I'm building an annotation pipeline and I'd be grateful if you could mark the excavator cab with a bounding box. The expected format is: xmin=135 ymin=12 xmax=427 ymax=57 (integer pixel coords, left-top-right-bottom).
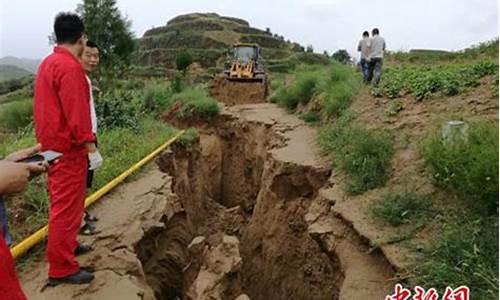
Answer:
xmin=224 ymin=43 xmax=265 ymax=82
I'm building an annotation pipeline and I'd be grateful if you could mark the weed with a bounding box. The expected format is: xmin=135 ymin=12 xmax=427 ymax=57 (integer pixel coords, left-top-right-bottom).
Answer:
xmin=372 ymin=192 xmax=433 ymax=226
xmin=420 ymin=121 xmax=498 ymax=214
xmin=319 ymin=115 xmax=393 ymax=194
xmin=299 ymin=111 xmax=320 ymax=124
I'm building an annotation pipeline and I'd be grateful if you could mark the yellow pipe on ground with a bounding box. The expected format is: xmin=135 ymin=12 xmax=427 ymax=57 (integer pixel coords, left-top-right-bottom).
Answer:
xmin=11 ymin=130 xmax=185 ymax=259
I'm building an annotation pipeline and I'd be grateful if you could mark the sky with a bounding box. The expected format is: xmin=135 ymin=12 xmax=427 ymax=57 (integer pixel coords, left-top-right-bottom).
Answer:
xmin=0 ymin=0 xmax=498 ymax=60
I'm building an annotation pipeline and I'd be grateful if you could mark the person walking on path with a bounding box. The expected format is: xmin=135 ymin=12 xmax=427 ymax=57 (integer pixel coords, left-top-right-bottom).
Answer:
xmin=357 ymin=31 xmax=371 ymax=83
xmin=34 ymin=12 xmax=100 ymax=286
xmin=367 ymin=28 xmax=386 ymax=86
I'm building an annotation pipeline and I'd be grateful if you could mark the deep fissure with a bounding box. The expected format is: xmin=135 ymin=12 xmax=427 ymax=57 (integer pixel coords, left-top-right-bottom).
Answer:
xmin=135 ymin=116 xmax=344 ymax=300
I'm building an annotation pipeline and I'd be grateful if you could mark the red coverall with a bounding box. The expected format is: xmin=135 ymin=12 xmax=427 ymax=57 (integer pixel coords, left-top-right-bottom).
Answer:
xmin=0 ymin=233 xmax=27 ymax=300
xmin=34 ymin=46 xmax=95 ymax=278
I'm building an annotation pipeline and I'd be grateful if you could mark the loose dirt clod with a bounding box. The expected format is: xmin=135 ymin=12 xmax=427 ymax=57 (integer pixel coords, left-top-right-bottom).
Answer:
xmin=209 ymin=75 xmax=268 ymax=105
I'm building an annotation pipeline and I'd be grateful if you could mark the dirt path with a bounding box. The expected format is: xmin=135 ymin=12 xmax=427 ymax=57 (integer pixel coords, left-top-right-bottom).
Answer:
xmin=19 ymin=166 xmax=177 ymax=300
xmin=18 ymin=103 xmax=395 ymax=300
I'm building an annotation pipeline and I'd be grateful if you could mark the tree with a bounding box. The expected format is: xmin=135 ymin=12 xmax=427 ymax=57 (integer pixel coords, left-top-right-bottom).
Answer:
xmin=175 ymin=48 xmax=193 ymax=73
xmin=332 ymin=49 xmax=352 ymax=64
xmin=323 ymin=50 xmax=330 ymax=57
xmin=76 ymin=0 xmax=136 ymax=76
xmin=306 ymin=45 xmax=314 ymax=53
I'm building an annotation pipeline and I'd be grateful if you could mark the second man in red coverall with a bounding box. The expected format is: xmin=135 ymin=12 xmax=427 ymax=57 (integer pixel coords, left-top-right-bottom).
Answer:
xmin=34 ymin=12 xmax=102 ymax=286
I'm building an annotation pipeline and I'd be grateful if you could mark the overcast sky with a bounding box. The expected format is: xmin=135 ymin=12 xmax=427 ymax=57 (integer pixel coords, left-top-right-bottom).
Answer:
xmin=0 ymin=0 xmax=498 ymax=60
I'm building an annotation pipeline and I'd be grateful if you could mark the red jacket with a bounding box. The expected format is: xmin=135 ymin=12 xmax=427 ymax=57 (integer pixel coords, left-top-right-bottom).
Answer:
xmin=34 ymin=46 xmax=95 ymax=155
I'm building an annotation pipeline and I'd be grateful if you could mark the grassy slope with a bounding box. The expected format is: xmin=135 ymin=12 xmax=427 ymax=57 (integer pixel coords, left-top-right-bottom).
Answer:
xmin=0 ymin=65 xmax=31 ymax=81
xmin=270 ymin=39 xmax=499 ymax=298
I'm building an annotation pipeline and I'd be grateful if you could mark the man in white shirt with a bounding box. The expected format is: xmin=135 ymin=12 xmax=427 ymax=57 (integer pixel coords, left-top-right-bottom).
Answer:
xmin=79 ymin=40 xmax=102 ymax=235
xmin=357 ymin=31 xmax=370 ymax=83
xmin=367 ymin=28 xmax=386 ymax=86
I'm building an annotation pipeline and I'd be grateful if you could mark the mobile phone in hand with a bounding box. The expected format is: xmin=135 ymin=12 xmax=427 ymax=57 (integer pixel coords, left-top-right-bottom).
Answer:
xmin=17 ymin=150 xmax=63 ymax=164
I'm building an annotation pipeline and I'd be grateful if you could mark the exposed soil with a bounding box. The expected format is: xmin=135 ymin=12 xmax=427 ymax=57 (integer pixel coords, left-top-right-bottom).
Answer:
xmin=18 ymin=102 xmax=397 ymax=300
xmin=209 ymin=75 xmax=268 ymax=105
xmin=325 ymin=81 xmax=499 ymax=273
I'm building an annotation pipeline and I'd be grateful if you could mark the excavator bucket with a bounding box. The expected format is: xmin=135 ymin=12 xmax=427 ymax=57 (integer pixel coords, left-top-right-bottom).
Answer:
xmin=210 ymin=43 xmax=269 ymax=104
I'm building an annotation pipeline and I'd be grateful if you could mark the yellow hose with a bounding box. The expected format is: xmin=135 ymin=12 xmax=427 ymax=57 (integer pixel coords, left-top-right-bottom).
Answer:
xmin=11 ymin=130 xmax=185 ymax=259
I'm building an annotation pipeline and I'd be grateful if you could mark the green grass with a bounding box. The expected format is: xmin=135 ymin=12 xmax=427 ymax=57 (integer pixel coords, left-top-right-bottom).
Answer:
xmin=416 ymin=216 xmax=498 ymax=300
xmin=420 ymin=121 xmax=498 ymax=214
xmin=271 ymin=62 xmax=361 ymax=118
xmin=271 ymin=67 xmax=325 ymax=110
xmin=299 ymin=111 xmax=320 ymax=124
xmin=372 ymin=192 xmax=434 ymax=226
xmin=320 ymin=63 xmax=362 ymax=117
xmin=143 ymin=80 xmax=174 ymax=115
xmin=0 ymin=98 xmax=33 ymax=131
xmin=319 ymin=113 xmax=394 ymax=194
xmin=176 ymin=128 xmax=200 ymax=145
xmin=415 ymin=120 xmax=499 ymax=299
xmin=171 ymin=88 xmax=219 ymax=119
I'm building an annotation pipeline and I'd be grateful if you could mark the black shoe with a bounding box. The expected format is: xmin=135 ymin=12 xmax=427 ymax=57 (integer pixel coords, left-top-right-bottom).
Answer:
xmin=75 ymin=244 xmax=93 ymax=256
xmin=84 ymin=210 xmax=98 ymax=222
xmin=48 ymin=270 xmax=94 ymax=286
xmin=80 ymin=222 xmax=98 ymax=236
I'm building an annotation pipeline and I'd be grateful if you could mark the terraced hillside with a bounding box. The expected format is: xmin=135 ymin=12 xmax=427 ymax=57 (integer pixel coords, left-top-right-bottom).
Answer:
xmin=138 ymin=13 xmax=306 ymax=70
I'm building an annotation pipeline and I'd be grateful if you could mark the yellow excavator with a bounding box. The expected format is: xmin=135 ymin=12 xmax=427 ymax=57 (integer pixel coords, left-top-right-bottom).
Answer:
xmin=210 ymin=42 xmax=268 ymax=104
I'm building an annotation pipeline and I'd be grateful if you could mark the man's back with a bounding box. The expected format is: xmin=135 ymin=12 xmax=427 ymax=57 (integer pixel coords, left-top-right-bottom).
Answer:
xmin=369 ymin=35 xmax=386 ymax=59
xmin=34 ymin=47 xmax=92 ymax=154
xmin=358 ymin=37 xmax=370 ymax=60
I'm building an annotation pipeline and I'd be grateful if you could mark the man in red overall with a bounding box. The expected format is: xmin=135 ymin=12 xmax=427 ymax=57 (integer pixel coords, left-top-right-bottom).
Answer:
xmin=34 ymin=12 xmax=97 ymax=285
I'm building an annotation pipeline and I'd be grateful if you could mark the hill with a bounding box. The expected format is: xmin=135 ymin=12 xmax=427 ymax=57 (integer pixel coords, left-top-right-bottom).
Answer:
xmin=0 ymin=56 xmax=40 ymax=73
xmin=138 ymin=12 xmax=306 ymax=70
xmin=0 ymin=65 xmax=32 ymax=82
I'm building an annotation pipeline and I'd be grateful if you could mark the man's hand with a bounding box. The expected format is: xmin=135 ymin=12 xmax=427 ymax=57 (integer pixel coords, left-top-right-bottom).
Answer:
xmin=5 ymin=144 xmax=41 ymax=162
xmin=85 ymin=142 xmax=97 ymax=153
xmin=88 ymin=150 xmax=103 ymax=170
xmin=0 ymin=161 xmax=48 ymax=194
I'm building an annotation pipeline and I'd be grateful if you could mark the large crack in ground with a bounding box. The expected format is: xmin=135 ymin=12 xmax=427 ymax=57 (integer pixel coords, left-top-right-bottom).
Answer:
xmin=137 ymin=104 xmax=395 ymax=300
xmin=20 ymin=103 xmax=395 ymax=300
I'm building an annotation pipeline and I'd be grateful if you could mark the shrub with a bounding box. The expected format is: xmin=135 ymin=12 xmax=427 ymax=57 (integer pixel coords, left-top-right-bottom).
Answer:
xmin=421 ymin=121 xmax=498 ymax=213
xmin=170 ymin=72 xmax=184 ymax=93
xmin=143 ymin=81 xmax=173 ymax=114
xmin=372 ymin=192 xmax=433 ymax=226
xmin=272 ymin=68 xmax=324 ymax=110
xmin=0 ymin=99 xmax=33 ymax=131
xmin=176 ymin=48 xmax=193 ymax=73
xmin=96 ymin=89 xmax=141 ymax=130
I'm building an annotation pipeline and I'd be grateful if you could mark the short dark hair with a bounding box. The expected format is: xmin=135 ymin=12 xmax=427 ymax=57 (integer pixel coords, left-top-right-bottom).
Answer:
xmin=372 ymin=28 xmax=380 ymax=35
xmin=54 ymin=12 xmax=85 ymax=44
xmin=363 ymin=31 xmax=369 ymax=37
xmin=86 ymin=40 xmax=99 ymax=50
